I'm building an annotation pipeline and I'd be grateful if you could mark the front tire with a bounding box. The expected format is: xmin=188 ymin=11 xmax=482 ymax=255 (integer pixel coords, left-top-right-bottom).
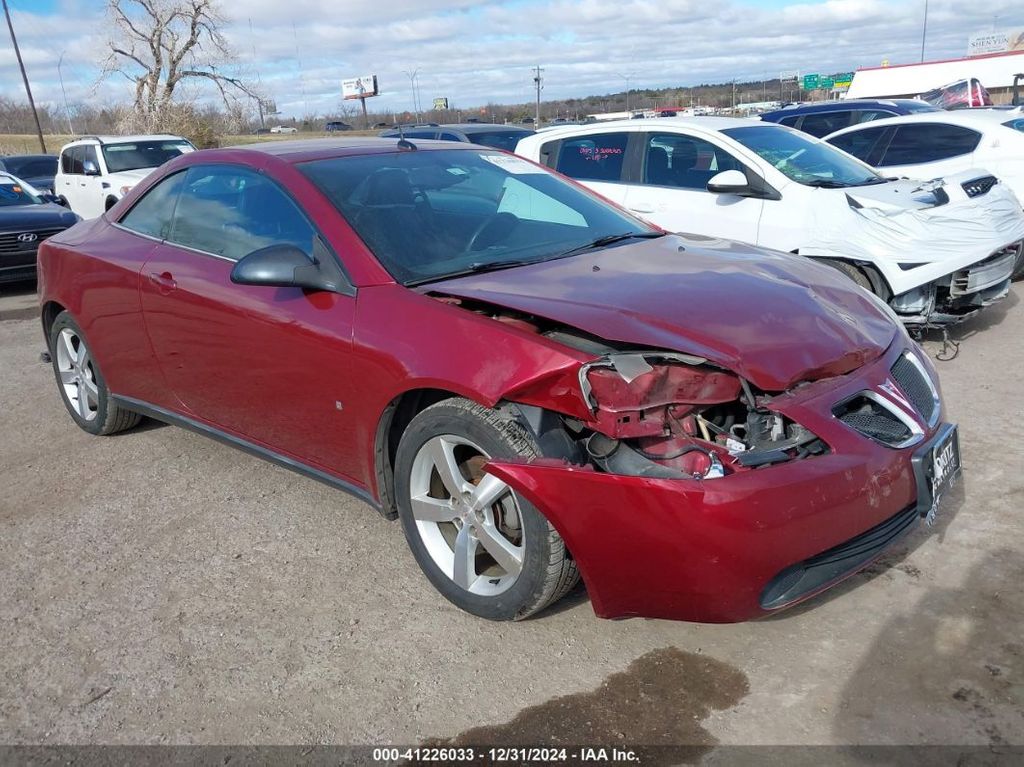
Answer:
xmin=394 ymin=398 xmax=578 ymax=620
xmin=48 ymin=311 xmax=141 ymax=436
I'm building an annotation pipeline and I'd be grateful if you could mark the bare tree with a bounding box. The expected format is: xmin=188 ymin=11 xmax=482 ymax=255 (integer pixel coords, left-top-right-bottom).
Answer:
xmin=103 ymin=0 xmax=259 ymax=119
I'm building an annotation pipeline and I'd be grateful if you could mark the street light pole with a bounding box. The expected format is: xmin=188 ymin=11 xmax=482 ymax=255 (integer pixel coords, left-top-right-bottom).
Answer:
xmin=403 ymin=69 xmax=421 ymax=122
xmin=3 ymin=0 xmax=46 ymax=152
xmin=533 ymin=65 xmax=543 ymax=126
xmin=920 ymin=0 xmax=929 ymax=63
xmin=57 ymin=51 xmax=74 ymax=135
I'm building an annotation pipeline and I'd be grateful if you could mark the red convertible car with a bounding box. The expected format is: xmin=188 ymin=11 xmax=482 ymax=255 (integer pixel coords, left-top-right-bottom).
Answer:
xmin=37 ymin=138 xmax=961 ymax=622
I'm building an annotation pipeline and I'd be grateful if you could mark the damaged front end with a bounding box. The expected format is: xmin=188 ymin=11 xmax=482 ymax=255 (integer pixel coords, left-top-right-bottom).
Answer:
xmin=572 ymin=349 xmax=829 ymax=481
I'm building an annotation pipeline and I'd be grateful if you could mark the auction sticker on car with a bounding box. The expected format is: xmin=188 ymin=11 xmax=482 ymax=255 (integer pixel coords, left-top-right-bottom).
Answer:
xmin=481 ymin=154 xmax=545 ymax=174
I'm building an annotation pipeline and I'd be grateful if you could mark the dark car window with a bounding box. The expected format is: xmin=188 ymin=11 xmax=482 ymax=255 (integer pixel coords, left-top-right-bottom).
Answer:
xmin=119 ymin=170 xmax=188 ymax=239
xmin=167 ymin=165 xmax=316 ymax=261
xmin=778 ymin=116 xmax=801 ymax=128
xmin=62 ymin=146 xmax=90 ymax=175
xmin=18 ymin=158 xmax=57 ymax=177
xmin=299 ymin=149 xmax=655 ymax=285
xmin=555 ymin=132 xmax=629 ymax=182
xmin=1001 ymin=117 xmax=1024 ymax=133
xmin=643 ymin=133 xmax=744 ymax=190
xmin=798 ymin=111 xmax=853 ymax=137
xmin=101 ymin=140 xmax=193 ymax=173
xmin=467 ymin=130 xmax=534 ymax=152
xmin=0 ymin=176 xmax=43 ymax=206
xmin=724 ymin=125 xmax=883 ymax=187
xmin=852 ymin=109 xmax=896 ymax=124
xmin=438 ymin=131 xmax=465 ymax=141
xmin=878 ymin=124 xmax=981 ymax=166
xmin=827 ymin=125 xmax=891 ymax=164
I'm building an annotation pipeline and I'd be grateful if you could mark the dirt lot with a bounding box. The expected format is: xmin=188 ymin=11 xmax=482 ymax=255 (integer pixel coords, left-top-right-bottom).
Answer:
xmin=0 ymin=280 xmax=1022 ymax=754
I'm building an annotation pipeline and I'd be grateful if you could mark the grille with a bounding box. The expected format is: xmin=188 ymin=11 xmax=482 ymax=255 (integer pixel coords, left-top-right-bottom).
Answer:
xmin=839 ymin=406 xmax=912 ymax=445
xmin=950 ymin=242 xmax=1020 ymax=296
xmin=962 ymin=175 xmax=998 ymax=198
xmin=0 ymin=227 xmax=65 ymax=256
xmin=891 ymin=354 xmax=936 ymax=425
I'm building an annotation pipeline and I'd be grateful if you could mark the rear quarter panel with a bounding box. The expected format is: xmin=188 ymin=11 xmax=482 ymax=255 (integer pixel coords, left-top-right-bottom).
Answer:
xmin=39 ymin=218 xmax=168 ymax=406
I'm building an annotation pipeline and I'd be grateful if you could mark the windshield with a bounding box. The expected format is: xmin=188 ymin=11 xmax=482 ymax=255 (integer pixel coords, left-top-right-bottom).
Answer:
xmin=723 ymin=125 xmax=884 ymax=187
xmin=101 ymin=140 xmax=193 ymax=173
xmin=0 ymin=176 xmax=43 ymax=207
xmin=467 ymin=130 xmax=534 ymax=152
xmin=299 ymin=149 xmax=656 ymax=285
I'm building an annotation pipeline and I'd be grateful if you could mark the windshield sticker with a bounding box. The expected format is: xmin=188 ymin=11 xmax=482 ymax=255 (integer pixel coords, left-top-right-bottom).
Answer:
xmin=481 ymin=154 xmax=544 ymax=174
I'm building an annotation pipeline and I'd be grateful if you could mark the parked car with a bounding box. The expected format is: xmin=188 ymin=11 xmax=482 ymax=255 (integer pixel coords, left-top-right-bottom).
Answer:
xmin=0 ymin=171 xmax=79 ymax=284
xmin=759 ymin=99 xmax=941 ymax=138
xmin=55 ymin=135 xmax=195 ymax=219
xmin=379 ymin=123 xmax=535 ymax=152
xmin=0 ymin=154 xmax=58 ymax=194
xmin=270 ymin=125 xmax=298 ymax=134
xmin=325 ymin=121 xmax=353 ymax=132
xmin=825 ymin=109 xmax=1024 ymax=278
xmin=39 ymin=138 xmax=961 ymax=623
xmin=516 ymin=118 xmax=1024 ymax=325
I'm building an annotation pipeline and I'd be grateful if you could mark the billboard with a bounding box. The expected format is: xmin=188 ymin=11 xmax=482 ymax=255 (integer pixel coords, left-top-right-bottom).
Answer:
xmin=342 ymin=75 xmax=380 ymax=100
xmin=432 ymin=97 xmax=449 ymax=110
xmin=968 ymin=28 xmax=1024 ymax=56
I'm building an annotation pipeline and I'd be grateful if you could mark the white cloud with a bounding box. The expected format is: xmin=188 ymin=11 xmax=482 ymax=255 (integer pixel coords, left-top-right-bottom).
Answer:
xmin=1 ymin=0 xmax=1023 ymax=118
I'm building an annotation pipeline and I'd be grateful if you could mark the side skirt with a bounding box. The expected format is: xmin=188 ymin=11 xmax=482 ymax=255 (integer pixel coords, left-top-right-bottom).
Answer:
xmin=112 ymin=395 xmax=381 ymax=511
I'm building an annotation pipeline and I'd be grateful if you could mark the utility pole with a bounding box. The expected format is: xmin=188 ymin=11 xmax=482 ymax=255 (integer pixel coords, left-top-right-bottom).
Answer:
xmin=533 ymin=65 xmax=543 ymax=126
xmin=57 ymin=51 xmax=74 ymax=135
xmin=3 ymin=0 xmax=46 ymax=152
xmin=404 ymin=69 xmax=421 ymax=122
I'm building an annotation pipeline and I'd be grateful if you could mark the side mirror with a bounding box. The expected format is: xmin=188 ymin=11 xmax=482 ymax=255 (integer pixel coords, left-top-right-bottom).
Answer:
xmin=707 ymin=169 xmax=750 ymax=195
xmin=41 ymin=193 xmax=61 ymax=204
xmin=82 ymin=160 xmax=100 ymax=176
xmin=230 ymin=244 xmax=339 ymax=292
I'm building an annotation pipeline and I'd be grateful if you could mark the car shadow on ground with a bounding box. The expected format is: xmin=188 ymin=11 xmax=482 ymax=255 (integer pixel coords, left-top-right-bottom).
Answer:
xmin=832 ymin=548 xmax=1023 ymax=751
xmin=760 ymin=480 xmax=967 ymax=622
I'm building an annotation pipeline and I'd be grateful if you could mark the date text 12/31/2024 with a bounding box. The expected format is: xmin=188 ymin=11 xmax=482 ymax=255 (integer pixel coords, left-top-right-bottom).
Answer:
xmin=372 ymin=746 xmax=641 ymax=763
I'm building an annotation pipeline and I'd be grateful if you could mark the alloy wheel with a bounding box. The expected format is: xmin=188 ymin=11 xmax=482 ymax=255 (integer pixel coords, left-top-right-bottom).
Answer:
xmin=55 ymin=328 xmax=99 ymax=422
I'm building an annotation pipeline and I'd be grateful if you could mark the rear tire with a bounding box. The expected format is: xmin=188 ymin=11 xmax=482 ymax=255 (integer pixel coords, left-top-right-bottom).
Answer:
xmin=394 ymin=398 xmax=578 ymax=621
xmin=48 ymin=311 xmax=141 ymax=436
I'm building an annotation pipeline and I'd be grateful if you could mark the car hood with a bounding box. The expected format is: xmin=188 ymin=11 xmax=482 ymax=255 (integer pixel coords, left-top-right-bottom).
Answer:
xmin=106 ymin=168 xmax=154 ymax=187
xmin=0 ymin=203 xmax=79 ymax=231
xmin=802 ymin=169 xmax=1024 ymax=264
xmin=426 ymin=234 xmax=898 ymax=391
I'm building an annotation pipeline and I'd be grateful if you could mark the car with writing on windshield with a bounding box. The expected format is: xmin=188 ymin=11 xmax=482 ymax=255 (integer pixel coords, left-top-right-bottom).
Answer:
xmin=516 ymin=118 xmax=1024 ymax=326
xmin=54 ymin=135 xmax=195 ymax=219
xmin=38 ymin=137 xmax=960 ymax=623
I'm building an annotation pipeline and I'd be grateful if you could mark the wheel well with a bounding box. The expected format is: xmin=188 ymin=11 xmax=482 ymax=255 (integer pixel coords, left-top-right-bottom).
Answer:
xmin=41 ymin=301 xmax=66 ymax=342
xmin=812 ymin=257 xmax=891 ymax=300
xmin=373 ymin=388 xmax=461 ymax=520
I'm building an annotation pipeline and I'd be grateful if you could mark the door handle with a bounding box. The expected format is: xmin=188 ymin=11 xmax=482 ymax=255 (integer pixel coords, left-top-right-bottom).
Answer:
xmin=148 ymin=271 xmax=177 ymax=293
xmin=629 ymin=205 xmax=655 ymax=214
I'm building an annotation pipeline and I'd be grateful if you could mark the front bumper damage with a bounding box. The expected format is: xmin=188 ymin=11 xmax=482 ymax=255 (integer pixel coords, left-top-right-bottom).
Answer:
xmin=488 ymin=344 xmax=951 ymax=623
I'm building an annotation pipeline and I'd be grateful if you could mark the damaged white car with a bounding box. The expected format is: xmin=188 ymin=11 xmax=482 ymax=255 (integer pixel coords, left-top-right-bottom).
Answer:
xmin=516 ymin=118 xmax=1024 ymax=326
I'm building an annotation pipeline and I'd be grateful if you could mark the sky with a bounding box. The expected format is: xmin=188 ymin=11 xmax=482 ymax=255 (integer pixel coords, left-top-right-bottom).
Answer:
xmin=3 ymin=0 xmax=1024 ymax=119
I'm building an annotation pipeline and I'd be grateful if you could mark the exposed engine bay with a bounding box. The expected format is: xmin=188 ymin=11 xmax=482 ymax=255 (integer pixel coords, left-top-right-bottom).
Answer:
xmin=433 ymin=294 xmax=831 ymax=480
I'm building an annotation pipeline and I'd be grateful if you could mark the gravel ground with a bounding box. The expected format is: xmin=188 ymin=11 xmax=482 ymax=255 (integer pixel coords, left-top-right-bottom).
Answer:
xmin=0 ymin=282 xmax=1021 ymax=753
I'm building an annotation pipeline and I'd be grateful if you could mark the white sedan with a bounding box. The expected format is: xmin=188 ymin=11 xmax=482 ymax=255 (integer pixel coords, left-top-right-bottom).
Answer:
xmin=269 ymin=125 xmax=298 ymax=134
xmin=825 ymin=108 xmax=1024 ymax=278
xmin=515 ymin=118 xmax=1024 ymax=325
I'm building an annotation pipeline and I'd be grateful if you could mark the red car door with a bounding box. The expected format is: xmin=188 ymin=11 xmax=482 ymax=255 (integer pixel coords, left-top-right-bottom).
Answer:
xmin=138 ymin=164 xmax=363 ymax=483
